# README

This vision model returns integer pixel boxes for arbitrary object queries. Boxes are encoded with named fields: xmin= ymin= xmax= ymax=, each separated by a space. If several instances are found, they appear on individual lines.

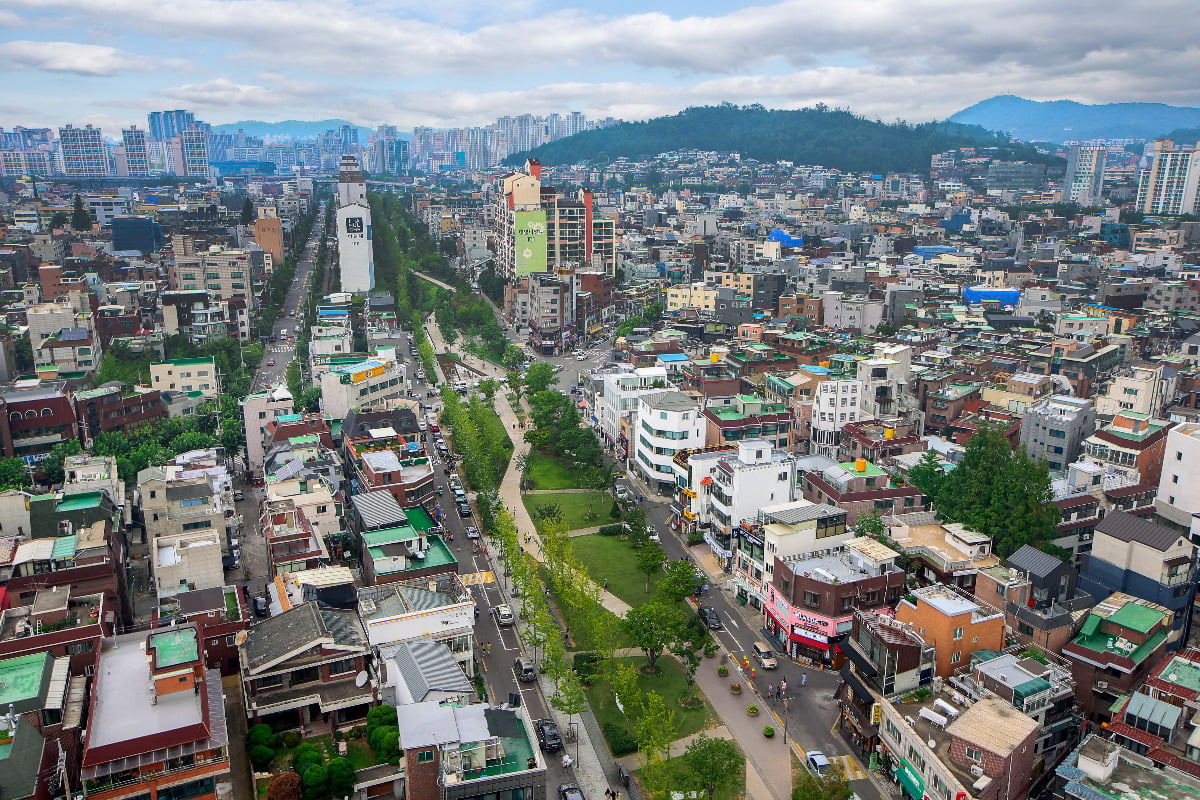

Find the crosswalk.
xmin=460 ymin=570 xmax=495 ymax=586
xmin=829 ymin=755 xmax=869 ymax=781
xmin=267 ymin=345 xmax=292 ymax=354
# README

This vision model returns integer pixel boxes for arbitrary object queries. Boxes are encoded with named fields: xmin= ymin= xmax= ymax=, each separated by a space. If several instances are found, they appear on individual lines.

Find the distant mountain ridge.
xmin=510 ymin=104 xmax=1053 ymax=175
xmin=947 ymin=95 xmax=1200 ymax=143
xmin=210 ymin=119 xmax=386 ymax=140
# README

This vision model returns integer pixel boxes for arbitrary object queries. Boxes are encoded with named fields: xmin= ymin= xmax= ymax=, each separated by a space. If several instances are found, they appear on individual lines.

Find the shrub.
xmin=602 ymin=721 xmax=638 ymax=757
xmin=291 ymin=743 xmax=323 ymax=776
xmin=686 ymin=531 xmax=705 ymax=547
xmin=248 ymin=723 xmax=279 ymax=750
xmin=332 ymin=729 xmax=344 ymax=742
xmin=301 ymin=764 xmax=328 ymax=800
xmin=746 ymin=704 xmax=759 ymax=714
xmin=763 ymin=726 xmax=775 ymax=737
xmin=267 ymin=772 xmax=302 ymax=800
xmin=573 ymin=651 xmax=602 ymax=683
xmin=281 ymin=731 xmax=301 ymax=748
xmin=366 ymin=705 xmax=397 ymax=730
xmin=250 ymin=745 xmax=276 ymax=771
xmin=326 ymin=757 xmax=355 ymax=797
xmin=598 ymin=524 xmax=623 ymax=537
xmin=717 ymin=665 xmax=729 ymax=677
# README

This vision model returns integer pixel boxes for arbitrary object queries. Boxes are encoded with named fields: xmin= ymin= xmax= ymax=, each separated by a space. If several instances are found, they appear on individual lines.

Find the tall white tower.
xmin=336 ymin=155 xmax=375 ymax=293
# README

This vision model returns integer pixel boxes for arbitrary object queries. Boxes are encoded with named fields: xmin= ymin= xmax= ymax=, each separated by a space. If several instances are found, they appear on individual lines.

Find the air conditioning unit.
xmin=1096 ymin=681 xmax=1108 ymax=690
xmin=970 ymin=765 xmax=984 ymax=779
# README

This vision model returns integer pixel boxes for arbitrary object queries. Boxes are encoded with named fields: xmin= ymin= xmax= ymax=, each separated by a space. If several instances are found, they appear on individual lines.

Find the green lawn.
xmin=525 ymin=452 xmax=590 ymax=489
xmin=525 ymin=492 xmax=619 ymax=531
xmin=633 ymin=751 xmax=746 ymax=800
xmin=571 ymin=533 xmax=661 ymax=606
xmin=536 ymin=565 xmax=631 ymax=652
xmin=586 ymin=656 xmax=718 ymax=752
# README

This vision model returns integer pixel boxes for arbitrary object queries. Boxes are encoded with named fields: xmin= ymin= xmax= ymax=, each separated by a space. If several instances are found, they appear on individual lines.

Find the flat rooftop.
xmin=912 ymin=585 xmax=986 ymax=618
xmin=88 ymin=632 xmax=203 ymax=749
xmin=1059 ymin=736 xmax=1200 ymax=800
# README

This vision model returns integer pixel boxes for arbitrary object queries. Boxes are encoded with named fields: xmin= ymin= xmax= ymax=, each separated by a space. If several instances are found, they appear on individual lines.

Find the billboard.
xmin=513 ymin=210 xmax=547 ymax=276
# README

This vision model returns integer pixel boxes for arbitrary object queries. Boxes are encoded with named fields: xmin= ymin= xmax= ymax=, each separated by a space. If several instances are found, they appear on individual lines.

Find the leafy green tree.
xmin=300 ymin=764 xmax=328 ymax=800
xmin=502 ymin=346 xmax=526 ymax=370
xmin=49 ymin=211 xmax=69 ymax=230
xmin=70 ymin=195 xmax=92 ymax=230
xmin=682 ymin=735 xmax=744 ymax=800
xmin=325 ymin=757 xmax=355 ymax=797
xmin=635 ymin=691 xmax=679 ymax=800
xmin=11 ymin=336 xmax=33 ymax=373
xmin=0 ymin=458 xmax=29 ymax=490
xmin=610 ymin=660 xmax=643 ymax=732
xmin=907 ymin=450 xmax=946 ymax=500
xmin=478 ymin=378 xmax=497 ymax=399
xmin=249 ymin=745 xmax=275 ymax=771
xmin=240 ymin=198 xmax=256 ymax=225
xmin=636 ymin=540 xmax=665 ymax=592
xmin=299 ymin=387 xmax=322 ymax=413
xmin=524 ymin=363 xmax=557 ymax=395
xmin=286 ymin=361 xmax=303 ymax=401
xmin=854 ymin=507 xmax=885 ymax=539
xmin=623 ymin=602 xmax=681 ymax=671
xmin=792 ymin=765 xmax=854 ymax=800
xmin=657 ymin=560 xmax=702 ymax=603
xmin=39 ymin=439 xmax=82 ymax=484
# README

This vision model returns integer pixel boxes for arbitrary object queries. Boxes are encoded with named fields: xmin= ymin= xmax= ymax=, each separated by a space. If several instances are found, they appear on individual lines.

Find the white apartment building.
xmin=319 ymin=357 xmax=407 ymax=420
xmin=25 ymin=302 xmax=85 ymax=349
xmin=684 ymin=441 xmax=798 ymax=536
xmin=1137 ymin=139 xmax=1200 ymax=215
xmin=593 ymin=366 xmax=672 ymax=449
xmin=857 ymin=343 xmax=913 ymax=419
xmin=153 ymin=530 xmax=224 ymax=599
xmin=119 ymin=127 xmax=150 ymax=177
xmin=359 ymin=578 xmax=476 ymax=677
xmin=58 ymin=124 xmax=109 ymax=177
xmin=634 ymin=391 xmax=705 ymax=494
xmin=150 ymin=357 xmax=220 ymax=398
xmin=1064 ymin=144 xmax=1107 ymax=206
xmin=822 ymin=292 xmax=885 ymax=332
xmin=308 ymin=326 xmax=355 ymax=360
xmin=811 ymin=379 xmax=864 ymax=457
xmin=173 ymin=245 xmax=256 ymax=311
xmin=241 ymin=385 xmax=295 ymax=476
xmin=1156 ymin=423 xmax=1200 ymax=531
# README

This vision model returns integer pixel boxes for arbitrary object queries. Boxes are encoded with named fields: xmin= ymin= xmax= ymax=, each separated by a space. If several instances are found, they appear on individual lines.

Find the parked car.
xmin=465 ymin=526 xmax=480 ymax=539
xmin=457 ymin=502 xmax=473 ymax=517
xmin=495 ymin=605 xmax=515 ymax=626
xmin=697 ymin=605 xmax=722 ymax=630
xmin=805 ymin=751 xmax=830 ymax=776
xmin=253 ymin=596 xmax=269 ymax=617
xmin=535 ymin=718 xmax=563 ymax=752
xmin=514 ymin=657 xmax=537 ymax=682
xmin=614 ymin=486 xmax=631 ymax=501
xmin=751 ymin=641 xmax=778 ymax=670
xmin=222 ymin=554 xmax=239 ymax=570
xmin=233 ymin=489 xmax=245 ymax=501
xmin=266 ymin=359 xmax=276 ymax=366
xmin=558 ymin=784 xmax=585 ymax=800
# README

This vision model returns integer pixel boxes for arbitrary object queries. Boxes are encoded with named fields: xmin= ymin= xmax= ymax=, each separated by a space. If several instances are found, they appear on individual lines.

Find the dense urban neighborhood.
xmin=3 ymin=106 xmax=1200 ymax=800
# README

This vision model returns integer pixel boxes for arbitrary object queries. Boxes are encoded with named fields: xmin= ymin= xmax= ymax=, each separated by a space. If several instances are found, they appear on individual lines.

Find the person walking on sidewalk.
xmin=768 ymin=682 xmax=775 ymax=700
xmin=779 ymin=679 xmax=787 ymax=699
xmin=801 ymin=673 xmax=808 ymax=687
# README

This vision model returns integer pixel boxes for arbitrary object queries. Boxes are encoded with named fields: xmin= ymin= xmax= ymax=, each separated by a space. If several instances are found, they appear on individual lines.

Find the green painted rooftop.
xmin=1158 ymin=655 xmax=1200 ymax=693
xmin=1109 ymin=602 xmax=1167 ymax=634
xmin=840 ymin=461 xmax=887 ymax=477
xmin=405 ymin=507 xmax=435 ymax=532
xmin=0 ymin=653 xmax=50 ymax=709
xmin=370 ymin=534 xmax=456 ymax=575
xmin=57 ymin=492 xmax=103 ymax=511
xmin=148 ymin=628 xmax=199 ymax=668
xmin=363 ymin=525 xmax=420 ymax=547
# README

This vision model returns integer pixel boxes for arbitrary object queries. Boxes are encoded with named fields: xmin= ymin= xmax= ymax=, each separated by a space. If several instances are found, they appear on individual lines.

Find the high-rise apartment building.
xmin=119 ymin=126 xmax=150 ymax=177
xmin=147 ymin=109 xmax=195 ymax=142
xmin=1136 ymin=139 xmax=1200 ymax=215
xmin=58 ymin=124 xmax=110 ymax=177
xmin=336 ymin=155 xmax=375 ymax=293
xmin=1064 ymin=144 xmax=1107 ymax=206
xmin=169 ymin=127 xmax=210 ymax=177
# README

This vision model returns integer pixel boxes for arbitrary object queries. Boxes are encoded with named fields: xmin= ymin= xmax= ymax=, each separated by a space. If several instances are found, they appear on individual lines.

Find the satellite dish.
xmin=234 ymin=630 xmax=249 ymax=647
xmin=355 ymin=670 xmax=369 ymax=688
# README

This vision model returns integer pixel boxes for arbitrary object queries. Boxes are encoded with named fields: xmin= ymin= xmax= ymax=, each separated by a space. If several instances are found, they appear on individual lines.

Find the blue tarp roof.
xmin=657 ymin=353 xmax=689 ymax=362
xmin=767 ymin=229 xmax=804 ymax=248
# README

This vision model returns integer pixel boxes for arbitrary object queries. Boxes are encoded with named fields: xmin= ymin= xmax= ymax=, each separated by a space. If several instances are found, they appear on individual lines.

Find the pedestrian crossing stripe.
xmin=460 ymin=571 xmax=495 ymax=585
xmin=829 ymin=755 xmax=868 ymax=781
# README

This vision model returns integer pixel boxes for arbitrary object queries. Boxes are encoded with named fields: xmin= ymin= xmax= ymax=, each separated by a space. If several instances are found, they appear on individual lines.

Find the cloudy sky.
xmin=1 ymin=0 xmax=1197 ymax=133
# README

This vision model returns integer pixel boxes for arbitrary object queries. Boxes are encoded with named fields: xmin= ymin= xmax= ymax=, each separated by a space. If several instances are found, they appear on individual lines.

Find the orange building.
xmin=895 ymin=584 xmax=1005 ymax=678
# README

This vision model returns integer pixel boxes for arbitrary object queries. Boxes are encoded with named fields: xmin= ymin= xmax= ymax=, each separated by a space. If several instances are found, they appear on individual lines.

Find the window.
xmin=328 ymin=657 xmax=356 ymax=676
xmin=804 ymin=591 xmax=821 ymax=608
xmin=1018 ymin=622 xmax=1034 ymax=636
xmin=950 ymin=651 xmax=961 ymax=664
xmin=965 ymin=746 xmax=982 ymax=762
xmin=418 ymin=750 xmax=434 ymax=763
xmin=952 ymin=627 xmax=963 ymax=640
xmin=66 ymin=640 xmax=93 ymax=655
xmin=1178 ymin=451 xmax=1184 ymax=460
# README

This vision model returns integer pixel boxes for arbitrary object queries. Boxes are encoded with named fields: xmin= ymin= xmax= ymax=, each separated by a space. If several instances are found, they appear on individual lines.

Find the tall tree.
xmin=70 ymin=195 xmax=92 ymax=231
xmin=623 ymin=602 xmax=680 ymax=671
xmin=636 ymin=540 xmax=665 ymax=593
xmin=682 ymin=735 xmax=744 ymax=800
xmin=240 ymin=198 xmax=256 ymax=225
xmin=792 ymin=766 xmax=854 ymax=800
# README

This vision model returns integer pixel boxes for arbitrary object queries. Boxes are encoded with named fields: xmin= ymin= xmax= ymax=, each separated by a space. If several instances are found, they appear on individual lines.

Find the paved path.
xmin=525 ymin=488 xmax=599 ymax=494
xmin=412 ymin=270 xmax=457 ymax=292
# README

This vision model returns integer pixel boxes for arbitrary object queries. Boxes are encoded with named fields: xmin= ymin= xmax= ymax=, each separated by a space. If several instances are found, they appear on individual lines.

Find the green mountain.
xmin=210 ymin=119 xmax=383 ymax=140
xmin=509 ymin=104 xmax=1049 ymax=174
xmin=948 ymin=95 xmax=1200 ymax=143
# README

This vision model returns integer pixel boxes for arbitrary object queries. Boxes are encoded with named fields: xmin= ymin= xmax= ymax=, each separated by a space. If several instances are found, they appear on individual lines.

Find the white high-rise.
xmin=58 ymin=124 xmax=110 ymax=177
xmin=120 ymin=127 xmax=150 ymax=177
xmin=336 ymin=155 xmax=375 ymax=293
xmin=1063 ymin=144 xmax=1106 ymax=206
xmin=1137 ymin=139 xmax=1200 ymax=215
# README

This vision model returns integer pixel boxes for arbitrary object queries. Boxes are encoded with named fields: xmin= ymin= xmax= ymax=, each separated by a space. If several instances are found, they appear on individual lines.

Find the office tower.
xmin=1136 ymin=139 xmax=1200 ymax=215
xmin=336 ymin=156 xmax=375 ymax=293
xmin=58 ymin=124 xmax=110 ymax=177
xmin=121 ymin=127 xmax=150 ymax=177
xmin=147 ymin=109 xmax=196 ymax=142
xmin=1063 ymin=144 xmax=1107 ymax=206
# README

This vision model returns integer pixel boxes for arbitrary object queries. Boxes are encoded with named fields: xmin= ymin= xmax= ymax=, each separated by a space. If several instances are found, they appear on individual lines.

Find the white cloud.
xmin=0 ymin=40 xmax=158 ymax=75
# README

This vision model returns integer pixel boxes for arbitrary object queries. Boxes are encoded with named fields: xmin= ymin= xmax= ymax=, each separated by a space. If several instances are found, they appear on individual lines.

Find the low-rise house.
xmin=1061 ymin=592 xmax=1173 ymax=720
xmin=895 ymin=584 xmax=1006 ymax=679
xmin=359 ymin=575 xmax=475 ymax=677
xmin=883 ymin=512 xmax=1000 ymax=591
xmin=802 ymin=458 xmax=926 ymax=525
xmin=1055 ymin=736 xmax=1200 ymax=800
xmin=239 ymin=602 xmax=374 ymax=728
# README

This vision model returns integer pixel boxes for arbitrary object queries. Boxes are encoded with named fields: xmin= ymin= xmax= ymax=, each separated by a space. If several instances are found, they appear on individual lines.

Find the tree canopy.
xmin=910 ymin=425 xmax=1061 ymax=557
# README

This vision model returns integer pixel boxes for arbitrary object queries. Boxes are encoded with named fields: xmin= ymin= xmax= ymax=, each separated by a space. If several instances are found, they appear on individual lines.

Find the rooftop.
xmin=0 ymin=653 xmax=51 ymax=711
xmin=148 ymin=627 xmax=200 ymax=668
xmin=1057 ymin=736 xmax=1200 ymax=800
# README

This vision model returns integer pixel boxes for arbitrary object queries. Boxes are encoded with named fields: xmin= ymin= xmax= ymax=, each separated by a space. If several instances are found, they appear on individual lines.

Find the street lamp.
xmin=782 ymin=695 xmax=790 ymax=748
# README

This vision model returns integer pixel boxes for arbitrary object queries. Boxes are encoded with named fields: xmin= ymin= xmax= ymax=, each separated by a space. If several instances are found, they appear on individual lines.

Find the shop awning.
xmin=791 ymin=632 xmax=830 ymax=650
xmin=842 ymin=642 xmax=879 ymax=678
xmin=895 ymin=759 xmax=924 ymax=800
xmin=840 ymin=664 xmax=874 ymax=704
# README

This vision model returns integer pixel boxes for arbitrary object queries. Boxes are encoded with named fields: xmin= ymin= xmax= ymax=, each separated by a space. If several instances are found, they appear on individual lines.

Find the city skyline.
xmin=0 ymin=0 xmax=1196 ymax=132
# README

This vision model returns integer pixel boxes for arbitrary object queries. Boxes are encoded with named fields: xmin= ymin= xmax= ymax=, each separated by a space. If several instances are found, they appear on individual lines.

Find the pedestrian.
xmin=768 ymin=682 xmax=775 ymax=700
xmin=801 ymin=673 xmax=808 ymax=687
xmin=779 ymin=679 xmax=787 ymax=699
xmin=605 ymin=790 xmax=613 ymax=800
